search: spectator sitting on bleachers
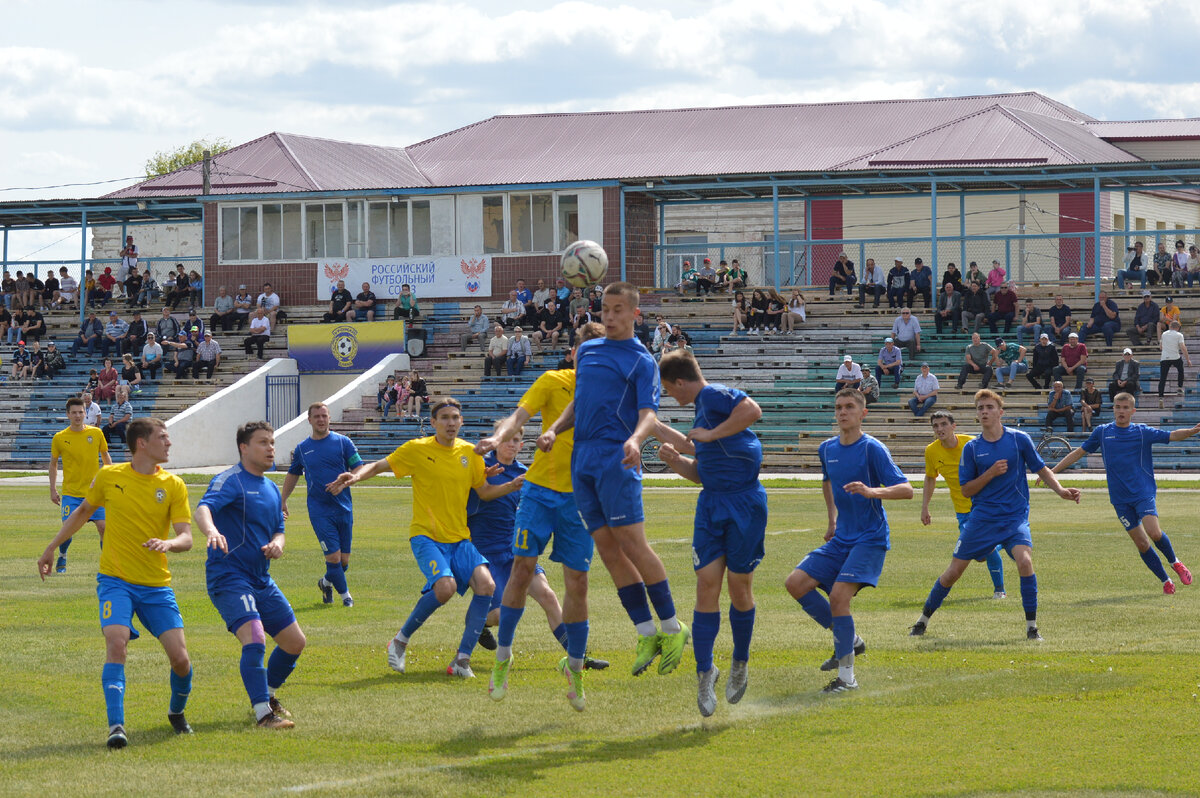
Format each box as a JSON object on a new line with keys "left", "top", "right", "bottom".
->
{"left": 376, "top": 375, "right": 397, "bottom": 414}
{"left": 20, "top": 307, "right": 47, "bottom": 342}
{"left": 168, "top": 330, "right": 200, "bottom": 378}
{"left": 1152, "top": 242, "right": 1171, "bottom": 287}
{"left": 961, "top": 282, "right": 990, "bottom": 334}
{"left": 828, "top": 252, "right": 856, "bottom": 296}
{"left": 460, "top": 305, "right": 489, "bottom": 351}
{"left": 533, "top": 299, "right": 566, "bottom": 350}
{"left": 41, "top": 269, "right": 59, "bottom": 310}
{"left": 1, "top": 271, "right": 14, "bottom": 310}
{"left": 727, "top": 259, "right": 747, "bottom": 290}
{"left": 69, "top": 312, "right": 103, "bottom": 358}
{"left": 9, "top": 341, "right": 32, "bottom": 380}
{"left": 989, "top": 335, "right": 1027, "bottom": 387}
{"left": 484, "top": 325, "right": 509, "bottom": 378}
{"left": 1015, "top": 298, "right": 1043, "bottom": 346}
{"left": 907, "top": 258, "right": 933, "bottom": 309}
{"left": 101, "top": 311, "right": 129, "bottom": 358}
{"left": 1080, "top": 377, "right": 1102, "bottom": 431}
{"left": 730, "top": 291, "right": 749, "bottom": 335}
{"left": 1079, "top": 290, "right": 1120, "bottom": 347}
{"left": 58, "top": 269, "right": 78, "bottom": 310}
{"left": 391, "top": 376, "right": 413, "bottom": 419}
{"left": 165, "top": 264, "right": 189, "bottom": 309}
{"left": 1108, "top": 348, "right": 1140, "bottom": 400}
{"left": 1128, "top": 291, "right": 1159, "bottom": 347}
{"left": 554, "top": 277, "right": 571, "bottom": 305}
{"left": 140, "top": 332, "right": 164, "bottom": 380}
{"left": 985, "top": 260, "right": 1007, "bottom": 298}
{"left": 955, "top": 332, "right": 994, "bottom": 390}
{"left": 392, "top": 283, "right": 420, "bottom": 321}
{"left": 835, "top": 354, "right": 862, "bottom": 392}
{"left": 1116, "top": 242, "right": 1148, "bottom": 290}
{"left": 784, "top": 289, "right": 806, "bottom": 333}
{"left": 499, "top": 290, "right": 522, "bottom": 328}
{"left": 1053, "top": 331, "right": 1088, "bottom": 390}
{"left": 1172, "top": 240, "right": 1190, "bottom": 287}
{"left": 764, "top": 290, "right": 785, "bottom": 333}
{"left": 567, "top": 286, "right": 588, "bottom": 320}
{"left": 323, "top": 280, "right": 354, "bottom": 323}
{"left": 187, "top": 270, "right": 203, "bottom": 308}
{"left": 210, "top": 285, "right": 236, "bottom": 332}
{"left": 120, "top": 353, "right": 142, "bottom": 394}
{"left": 233, "top": 284, "right": 253, "bottom": 329}
{"left": 1027, "top": 333, "right": 1058, "bottom": 390}
{"left": 136, "top": 268, "right": 160, "bottom": 307}
{"left": 856, "top": 258, "right": 885, "bottom": 308}
{"left": 651, "top": 316, "right": 671, "bottom": 353}
{"left": 886, "top": 258, "right": 909, "bottom": 309}
{"left": 243, "top": 307, "right": 271, "bottom": 359}
{"left": 96, "top": 267, "right": 117, "bottom": 306}
{"left": 696, "top": 259, "right": 718, "bottom": 295}
{"left": 0, "top": 305, "right": 12, "bottom": 344}
{"left": 908, "top": 363, "right": 938, "bottom": 417}
{"left": 1187, "top": 246, "right": 1200, "bottom": 287}
{"left": 193, "top": 330, "right": 221, "bottom": 380}
{"left": 988, "top": 282, "right": 1018, "bottom": 334}
{"left": 42, "top": 341, "right": 65, "bottom": 380}
{"left": 155, "top": 306, "right": 181, "bottom": 343}
{"left": 122, "top": 268, "right": 142, "bottom": 308}
{"left": 96, "top": 357, "right": 118, "bottom": 401}
{"left": 877, "top": 337, "right": 903, "bottom": 388}
{"left": 257, "top": 282, "right": 283, "bottom": 325}
{"left": 102, "top": 386, "right": 132, "bottom": 444}
{"left": 1046, "top": 294, "right": 1073, "bottom": 344}
{"left": 941, "top": 262, "right": 963, "bottom": 294}
{"left": 858, "top": 368, "right": 879, "bottom": 405}
{"left": 934, "top": 283, "right": 962, "bottom": 334}
{"left": 404, "top": 370, "right": 428, "bottom": 418}
{"left": 1045, "top": 381, "right": 1075, "bottom": 432}
{"left": 531, "top": 278, "right": 552, "bottom": 311}
{"left": 182, "top": 308, "right": 205, "bottom": 339}
{"left": 588, "top": 286, "right": 602, "bottom": 313}
{"left": 964, "top": 261, "right": 986, "bottom": 292}
{"left": 82, "top": 391, "right": 102, "bottom": 427}
{"left": 891, "top": 307, "right": 922, "bottom": 362}
{"left": 81, "top": 368, "right": 99, "bottom": 396}
{"left": 123, "top": 310, "right": 147, "bottom": 356}
{"left": 1157, "top": 295, "right": 1181, "bottom": 342}
{"left": 633, "top": 308, "right": 651, "bottom": 349}
{"left": 353, "top": 282, "right": 379, "bottom": 322}
{"left": 28, "top": 341, "right": 47, "bottom": 380}
{"left": 676, "top": 262, "right": 698, "bottom": 296}
{"left": 506, "top": 327, "right": 532, "bottom": 376}
{"left": 571, "top": 301, "right": 597, "bottom": 345}
{"left": 748, "top": 289, "right": 769, "bottom": 333}
{"left": 658, "top": 325, "right": 692, "bottom": 361}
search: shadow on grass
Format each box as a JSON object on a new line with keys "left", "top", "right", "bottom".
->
{"left": 340, "top": 671, "right": 470, "bottom": 689}
{"left": 1068, "top": 593, "right": 1150, "bottom": 607}
{"left": 0, "top": 718, "right": 248, "bottom": 760}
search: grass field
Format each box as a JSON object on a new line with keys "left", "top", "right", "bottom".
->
{"left": 4, "top": 481, "right": 1200, "bottom": 797}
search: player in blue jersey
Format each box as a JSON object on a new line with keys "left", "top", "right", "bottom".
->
{"left": 786, "top": 388, "right": 913, "bottom": 692}
{"left": 909, "top": 389, "right": 1080, "bottom": 641}
{"left": 542, "top": 282, "right": 690, "bottom": 683}
{"left": 281, "top": 402, "right": 365, "bottom": 608}
{"left": 196, "top": 421, "right": 305, "bottom": 729}
{"left": 656, "top": 350, "right": 766, "bottom": 716}
{"left": 1047, "top": 392, "right": 1198, "bottom": 594}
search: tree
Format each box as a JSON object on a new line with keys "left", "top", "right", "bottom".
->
{"left": 145, "top": 138, "right": 231, "bottom": 178}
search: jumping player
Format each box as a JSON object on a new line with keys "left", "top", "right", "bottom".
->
{"left": 909, "top": 389, "right": 1080, "bottom": 641}
{"left": 476, "top": 321, "right": 611, "bottom": 709}
{"left": 281, "top": 402, "right": 365, "bottom": 607}
{"left": 1047, "top": 392, "right": 1197, "bottom": 594}
{"left": 541, "top": 283, "right": 689, "bottom": 690}
{"left": 656, "top": 349, "right": 766, "bottom": 717}
{"left": 37, "top": 417, "right": 197, "bottom": 748}
{"left": 48, "top": 396, "right": 112, "bottom": 572}
{"left": 329, "top": 397, "right": 523, "bottom": 679}
{"left": 786, "top": 388, "right": 912, "bottom": 693}
{"left": 197, "top": 421, "right": 306, "bottom": 729}
{"left": 921, "top": 410, "right": 1007, "bottom": 598}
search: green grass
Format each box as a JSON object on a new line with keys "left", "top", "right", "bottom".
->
{"left": 4, "top": 483, "right": 1200, "bottom": 797}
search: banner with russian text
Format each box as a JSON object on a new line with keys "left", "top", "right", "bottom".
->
{"left": 288, "top": 319, "right": 406, "bottom": 372}
{"left": 317, "top": 256, "right": 491, "bottom": 300}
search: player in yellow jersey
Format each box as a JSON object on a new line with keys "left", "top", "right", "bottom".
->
{"left": 37, "top": 417, "right": 209, "bottom": 749}
{"left": 48, "top": 396, "right": 112, "bottom": 573}
{"left": 329, "top": 397, "right": 524, "bottom": 678}
{"left": 475, "top": 321, "right": 613, "bottom": 707}
{"left": 920, "top": 410, "right": 1006, "bottom": 600}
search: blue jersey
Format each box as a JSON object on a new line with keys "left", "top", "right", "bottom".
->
{"left": 574, "top": 336, "right": 659, "bottom": 446}
{"left": 692, "top": 383, "right": 762, "bottom": 493}
{"left": 1081, "top": 422, "right": 1170, "bottom": 505}
{"left": 466, "top": 454, "right": 527, "bottom": 558}
{"left": 202, "top": 464, "right": 286, "bottom": 585}
{"left": 819, "top": 433, "right": 907, "bottom": 548}
{"left": 287, "top": 432, "right": 363, "bottom": 515}
{"left": 959, "top": 428, "right": 1045, "bottom": 524}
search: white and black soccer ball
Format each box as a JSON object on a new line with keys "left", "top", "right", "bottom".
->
{"left": 334, "top": 335, "right": 355, "bottom": 358}
{"left": 561, "top": 240, "right": 609, "bottom": 288}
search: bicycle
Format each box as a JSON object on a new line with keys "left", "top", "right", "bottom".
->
{"left": 641, "top": 438, "right": 669, "bottom": 473}
{"left": 1034, "top": 428, "right": 1072, "bottom": 463}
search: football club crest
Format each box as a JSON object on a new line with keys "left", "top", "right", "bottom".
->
{"left": 460, "top": 456, "right": 468, "bottom": 467}
{"left": 155, "top": 489, "right": 166, "bottom": 504}
{"left": 330, "top": 325, "right": 359, "bottom": 369}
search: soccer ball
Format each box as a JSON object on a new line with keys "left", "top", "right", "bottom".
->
{"left": 561, "top": 240, "right": 608, "bottom": 288}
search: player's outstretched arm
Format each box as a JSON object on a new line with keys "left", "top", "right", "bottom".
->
{"left": 1048, "top": 446, "right": 1087, "bottom": 474}
{"left": 654, "top": 421, "right": 695, "bottom": 455}
{"left": 476, "top": 473, "right": 526, "bottom": 501}
{"left": 1035, "top": 465, "right": 1081, "bottom": 503}
{"left": 280, "top": 472, "right": 300, "bottom": 519}
{"left": 688, "top": 396, "right": 762, "bottom": 444}
{"left": 37, "top": 501, "right": 95, "bottom": 579}
{"left": 1168, "top": 422, "right": 1200, "bottom": 442}
{"left": 843, "top": 479, "right": 914, "bottom": 501}
{"left": 194, "top": 505, "right": 229, "bottom": 553}
{"left": 144, "top": 522, "right": 194, "bottom": 554}
{"left": 327, "top": 458, "right": 391, "bottom": 495}
{"left": 658, "top": 442, "right": 701, "bottom": 484}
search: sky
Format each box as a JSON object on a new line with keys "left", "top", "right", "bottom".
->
{"left": 4, "top": 0, "right": 1200, "bottom": 263}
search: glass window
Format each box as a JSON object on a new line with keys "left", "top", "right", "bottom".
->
{"left": 306, "top": 203, "right": 326, "bottom": 258}
{"left": 281, "top": 204, "right": 302, "bottom": 259}
{"left": 262, "top": 204, "right": 282, "bottom": 260}
{"left": 347, "top": 201, "right": 365, "bottom": 258}
{"left": 238, "top": 207, "right": 258, "bottom": 260}
{"left": 324, "top": 203, "right": 344, "bottom": 258}
{"left": 510, "top": 194, "right": 531, "bottom": 253}
{"left": 557, "top": 194, "right": 578, "bottom": 249}
{"left": 509, "top": 193, "right": 556, "bottom": 253}
{"left": 482, "top": 195, "right": 505, "bottom": 254}
{"left": 412, "top": 201, "right": 431, "bottom": 256}
{"left": 390, "top": 202, "right": 410, "bottom": 257}
{"left": 368, "top": 203, "right": 389, "bottom": 258}
{"left": 221, "top": 207, "right": 239, "bottom": 261}
{"left": 532, "top": 193, "right": 553, "bottom": 252}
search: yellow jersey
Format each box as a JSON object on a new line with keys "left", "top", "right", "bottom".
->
{"left": 518, "top": 368, "right": 576, "bottom": 493}
{"left": 387, "top": 436, "right": 486, "bottom": 543}
{"left": 1162, "top": 304, "right": 1181, "bottom": 325}
{"left": 85, "top": 463, "right": 192, "bottom": 587}
{"left": 924, "top": 433, "right": 973, "bottom": 514}
{"left": 51, "top": 426, "right": 109, "bottom": 498}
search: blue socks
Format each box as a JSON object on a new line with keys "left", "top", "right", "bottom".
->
{"left": 498, "top": 605, "right": 524, "bottom": 648}
{"left": 986, "top": 546, "right": 1006, "bottom": 592}
{"left": 400, "top": 590, "right": 444, "bottom": 639}
{"left": 1154, "top": 533, "right": 1177, "bottom": 564}
{"left": 551, "top": 622, "right": 569, "bottom": 651}
{"left": 798, "top": 591, "right": 833, "bottom": 629}
{"left": 645, "top": 580, "right": 677, "bottom": 622}
{"left": 564, "top": 620, "right": 589, "bottom": 660}
{"left": 1140, "top": 547, "right": 1170, "bottom": 581}
{"left": 102, "top": 663, "right": 125, "bottom": 727}
{"left": 616, "top": 582, "right": 653, "bottom": 627}
{"left": 267, "top": 647, "right": 300, "bottom": 691}
{"left": 59, "top": 537, "right": 72, "bottom": 556}
{"left": 324, "top": 561, "right": 349, "bottom": 595}
{"left": 239, "top": 642, "right": 269, "bottom": 706}
{"left": 692, "top": 610, "right": 720, "bottom": 673}
{"left": 923, "top": 580, "right": 952, "bottom": 618}
{"left": 458, "top": 593, "right": 492, "bottom": 657}
{"left": 832, "top": 615, "right": 856, "bottom": 659}
{"left": 169, "top": 667, "right": 192, "bottom": 714}
{"left": 729, "top": 605, "right": 755, "bottom": 663}
{"left": 1019, "top": 574, "right": 1038, "bottom": 621}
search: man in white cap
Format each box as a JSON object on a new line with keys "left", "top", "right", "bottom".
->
{"left": 1108, "top": 348, "right": 1141, "bottom": 401}
{"left": 834, "top": 354, "right": 862, "bottom": 393}
{"left": 1053, "top": 331, "right": 1088, "bottom": 390}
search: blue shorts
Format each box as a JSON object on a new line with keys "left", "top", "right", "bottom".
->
{"left": 513, "top": 481, "right": 593, "bottom": 572}
{"left": 955, "top": 516, "right": 1032, "bottom": 562}
{"left": 572, "top": 442, "right": 644, "bottom": 533}
{"left": 796, "top": 537, "right": 887, "bottom": 590}
{"left": 411, "top": 536, "right": 488, "bottom": 596}
{"left": 97, "top": 574, "right": 182, "bottom": 637}
{"left": 207, "top": 574, "right": 296, "bottom": 636}
{"left": 311, "top": 510, "right": 353, "bottom": 555}
{"left": 1114, "top": 497, "right": 1158, "bottom": 531}
{"left": 484, "top": 552, "right": 547, "bottom": 611}
{"left": 62, "top": 494, "right": 104, "bottom": 523}
{"left": 693, "top": 485, "right": 767, "bottom": 574}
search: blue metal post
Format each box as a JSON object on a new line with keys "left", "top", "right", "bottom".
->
{"left": 773, "top": 185, "right": 781, "bottom": 291}
{"left": 79, "top": 211, "right": 87, "bottom": 326}
{"left": 1123, "top": 188, "right": 1130, "bottom": 251}
{"left": 619, "top": 188, "right": 627, "bottom": 282}
{"left": 1094, "top": 178, "right": 1102, "bottom": 299}
{"left": 657, "top": 201, "right": 664, "bottom": 286}
{"left": 930, "top": 180, "right": 938, "bottom": 286}
{"left": 959, "top": 192, "right": 966, "bottom": 270}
